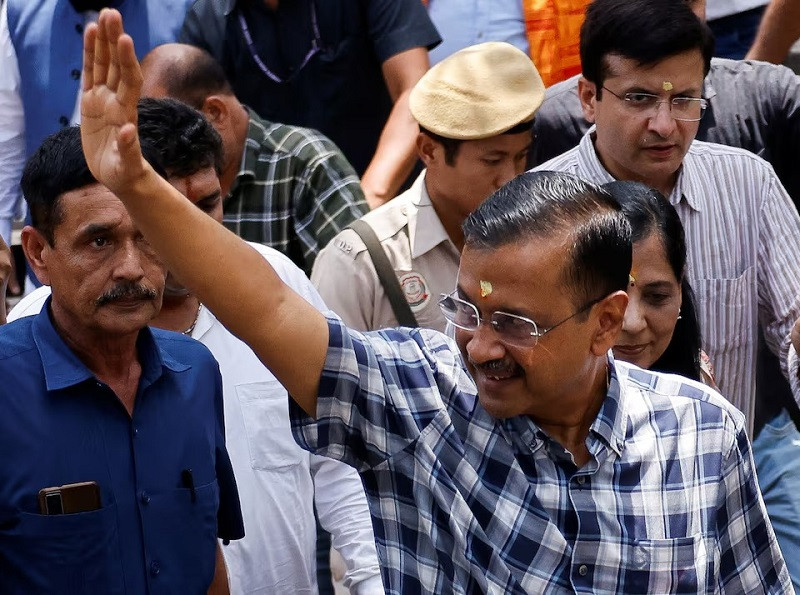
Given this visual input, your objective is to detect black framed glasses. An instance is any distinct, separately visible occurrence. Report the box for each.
[601,86,708,122]
[439,292,604,347]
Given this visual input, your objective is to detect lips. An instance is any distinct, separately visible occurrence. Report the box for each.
[643,144,676,158]
[614,344,647,358]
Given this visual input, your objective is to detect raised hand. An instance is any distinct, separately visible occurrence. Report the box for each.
[80,9,152,196]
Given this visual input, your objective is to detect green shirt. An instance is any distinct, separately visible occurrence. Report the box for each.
[225,111,368,274]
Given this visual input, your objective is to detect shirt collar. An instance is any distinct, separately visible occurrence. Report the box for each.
[31,297,188,392]
[502,353,627,458]
[588,354,627,456]
[406,170,457,259]
[577,128,704,213]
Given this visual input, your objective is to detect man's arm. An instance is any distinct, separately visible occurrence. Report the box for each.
[0,234,11,324]
[309,455,384,594]
[208,543,229,595]
[745,0,800,63]
[359,47,429,209]
[81,10,329,416]
[716,424,792,591]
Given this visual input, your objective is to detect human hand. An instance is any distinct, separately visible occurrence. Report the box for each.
[80,9,153,197]
[0,235,12,325]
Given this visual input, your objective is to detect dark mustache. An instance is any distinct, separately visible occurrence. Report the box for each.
[96,283,158,307]
[471,358,520,375]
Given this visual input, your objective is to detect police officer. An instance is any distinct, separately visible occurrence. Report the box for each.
[311,42,545,331]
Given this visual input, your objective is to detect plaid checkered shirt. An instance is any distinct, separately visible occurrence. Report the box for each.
[224,111,368,274]
[290,316,792,594]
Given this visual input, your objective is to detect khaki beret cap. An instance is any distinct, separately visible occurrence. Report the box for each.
[410,41,545,140]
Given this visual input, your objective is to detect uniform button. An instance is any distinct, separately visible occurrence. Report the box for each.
[75,23,83,34]
[578,564,589,576]
[71,68,81,80]
[576,475,586,485]
[59,116,69,126]
[133,427,139,438]
[141,491,151,505]
[150,561,160,576]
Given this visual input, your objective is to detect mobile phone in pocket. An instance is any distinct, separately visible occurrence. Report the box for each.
[38,481,101,515]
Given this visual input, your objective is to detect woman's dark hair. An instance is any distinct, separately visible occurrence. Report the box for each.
[603,181,703,382]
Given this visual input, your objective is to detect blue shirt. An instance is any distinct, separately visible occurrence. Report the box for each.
[426,0,529,65]
[0,300,244,594]
[290,315,791,593]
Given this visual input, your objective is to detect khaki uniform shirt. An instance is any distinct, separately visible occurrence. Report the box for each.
[312,172,460,332]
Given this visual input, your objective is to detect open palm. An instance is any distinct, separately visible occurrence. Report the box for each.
[80,9,150,195]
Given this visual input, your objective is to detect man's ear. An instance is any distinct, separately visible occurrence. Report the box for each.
[590,290,628,356]
[20,225,51,287]
[578,77,599,124]
[200,95,230,127]
[416,132,438,167]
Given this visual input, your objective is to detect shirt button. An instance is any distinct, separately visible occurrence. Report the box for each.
[141,491,151,505]
[59,115,69,127]
[576,475,586,485]
[133,427,139,438]
[578,564,589,576]
[150,560,160,576]
[71,68,81,80]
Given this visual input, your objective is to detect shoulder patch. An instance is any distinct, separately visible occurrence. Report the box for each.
[399,272,431,312]
[334,238,354,254]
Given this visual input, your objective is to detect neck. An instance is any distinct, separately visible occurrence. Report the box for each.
[154,294,201,335]
[534,359,609,468]
[220,106,250,197]
[425,178,466,252]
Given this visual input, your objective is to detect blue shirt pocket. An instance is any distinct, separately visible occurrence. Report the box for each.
[8,504,123,593]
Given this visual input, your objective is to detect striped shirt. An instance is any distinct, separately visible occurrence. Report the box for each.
[537,133,800,437]
[290,316,791,593]
[224,111,369,274]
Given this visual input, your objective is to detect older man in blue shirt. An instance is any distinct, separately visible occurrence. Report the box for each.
[0,125,243,593]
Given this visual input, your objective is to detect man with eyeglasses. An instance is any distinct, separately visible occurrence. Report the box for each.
[78,12,792,587]
[538,0,800,583]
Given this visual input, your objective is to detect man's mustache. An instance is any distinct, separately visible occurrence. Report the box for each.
[95,283,158,307]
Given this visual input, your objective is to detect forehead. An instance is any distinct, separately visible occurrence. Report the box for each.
[168,167,221,204]
[458,130,532,155]
[604,49,705,91]
[458,234,573,312]
[632,232,677,279]
[56,183,132,231]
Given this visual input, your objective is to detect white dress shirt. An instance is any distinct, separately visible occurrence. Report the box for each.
[8,242,384,595]
[537,132,800,437]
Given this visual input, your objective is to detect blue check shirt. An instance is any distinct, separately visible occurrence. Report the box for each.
[290,316,792,593]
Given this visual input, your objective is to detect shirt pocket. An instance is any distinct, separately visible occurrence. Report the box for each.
[236,380,305,470]
[693,266,756,359]
[10,504,123,593]
[624,535,709,593]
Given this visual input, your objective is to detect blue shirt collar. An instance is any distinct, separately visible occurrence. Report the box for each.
[31,297,189,392]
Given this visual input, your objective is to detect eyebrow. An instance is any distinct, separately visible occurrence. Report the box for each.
[78,223,115,239]
[641,280,677,291]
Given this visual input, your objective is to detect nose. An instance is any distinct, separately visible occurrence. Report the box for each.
[622,295,647,335]
[647,101,677,138]
[493,159,518,190]
[464,319,506,366]
[112,240,146,282]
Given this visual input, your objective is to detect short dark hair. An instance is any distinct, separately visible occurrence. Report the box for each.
[419,121,534,167]
[137,97,223,177]
[602,181,702,381]
[463,171,632,307]
[21,127,164,245]
[580,0,714,96]
[21,98,220,245]
[157,46,233,110]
